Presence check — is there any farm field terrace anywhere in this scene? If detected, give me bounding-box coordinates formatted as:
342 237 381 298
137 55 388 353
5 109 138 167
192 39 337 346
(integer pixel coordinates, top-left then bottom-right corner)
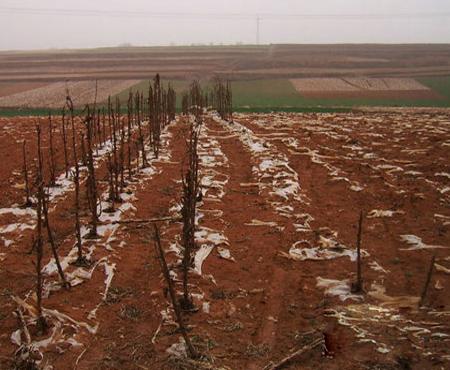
230 77 450 110
1 44 450 115
1 77 450 118
0 110 449 369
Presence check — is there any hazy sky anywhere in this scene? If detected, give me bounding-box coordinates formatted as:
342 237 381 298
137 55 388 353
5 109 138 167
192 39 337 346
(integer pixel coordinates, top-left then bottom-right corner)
1 0 450 50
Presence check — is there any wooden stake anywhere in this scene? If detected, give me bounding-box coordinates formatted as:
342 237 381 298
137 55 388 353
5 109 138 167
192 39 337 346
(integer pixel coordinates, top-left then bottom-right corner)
68 99 87 266
35 122 48 334
264 337 324 370
61 109 70 178
80 132 87 167
352 211 364 293
48 114 57 186
84 110 99 238
419 254 436 307
127 92 133 180
119 110 126 191
22 140 32 207
110 216 180 224
153 225 199 359
180 122 201 309
107 152 116 210
42 192 70 288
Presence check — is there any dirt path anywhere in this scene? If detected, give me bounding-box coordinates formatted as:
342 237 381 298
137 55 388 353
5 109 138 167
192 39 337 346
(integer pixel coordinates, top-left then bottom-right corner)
199 117 324 369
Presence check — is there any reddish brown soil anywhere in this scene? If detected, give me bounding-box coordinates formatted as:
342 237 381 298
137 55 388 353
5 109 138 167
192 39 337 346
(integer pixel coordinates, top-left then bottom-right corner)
0 116 88 208
0 82 49 97
0 112 449 370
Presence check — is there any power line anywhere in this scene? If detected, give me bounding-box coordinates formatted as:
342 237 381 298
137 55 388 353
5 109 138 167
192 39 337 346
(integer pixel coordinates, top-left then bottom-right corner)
1 7 450 20
256 16 260 45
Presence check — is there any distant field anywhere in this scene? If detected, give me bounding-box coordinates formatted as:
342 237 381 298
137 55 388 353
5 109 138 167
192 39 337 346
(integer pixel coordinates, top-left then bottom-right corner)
0 82 48 98
0 80 139 109
0 75 449 115
418 76 450 101
230 78 450 109
117 77 450 111
289 77 438 101
0 43 450 113
1 44 450 82
291 77 430 92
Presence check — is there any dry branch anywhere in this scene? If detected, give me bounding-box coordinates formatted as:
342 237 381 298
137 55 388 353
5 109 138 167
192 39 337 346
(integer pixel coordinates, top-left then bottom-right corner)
15 308 31 345
61 109 70 178
34 122 48 334
110 216 180 225
419 254 436 307
153 225 199 359
48 114 57 186
67 95 87 266
351 211 364 293
84 108 100 238
22 140 32 207
42 192 70 288
180 120 201 309
263 337 324 370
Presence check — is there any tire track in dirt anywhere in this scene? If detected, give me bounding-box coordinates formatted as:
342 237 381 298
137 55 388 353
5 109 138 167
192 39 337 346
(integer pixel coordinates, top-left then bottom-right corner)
205 117 323 369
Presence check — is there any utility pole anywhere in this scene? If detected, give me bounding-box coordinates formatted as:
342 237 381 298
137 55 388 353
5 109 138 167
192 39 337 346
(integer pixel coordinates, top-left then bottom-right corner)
256 15 260 45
